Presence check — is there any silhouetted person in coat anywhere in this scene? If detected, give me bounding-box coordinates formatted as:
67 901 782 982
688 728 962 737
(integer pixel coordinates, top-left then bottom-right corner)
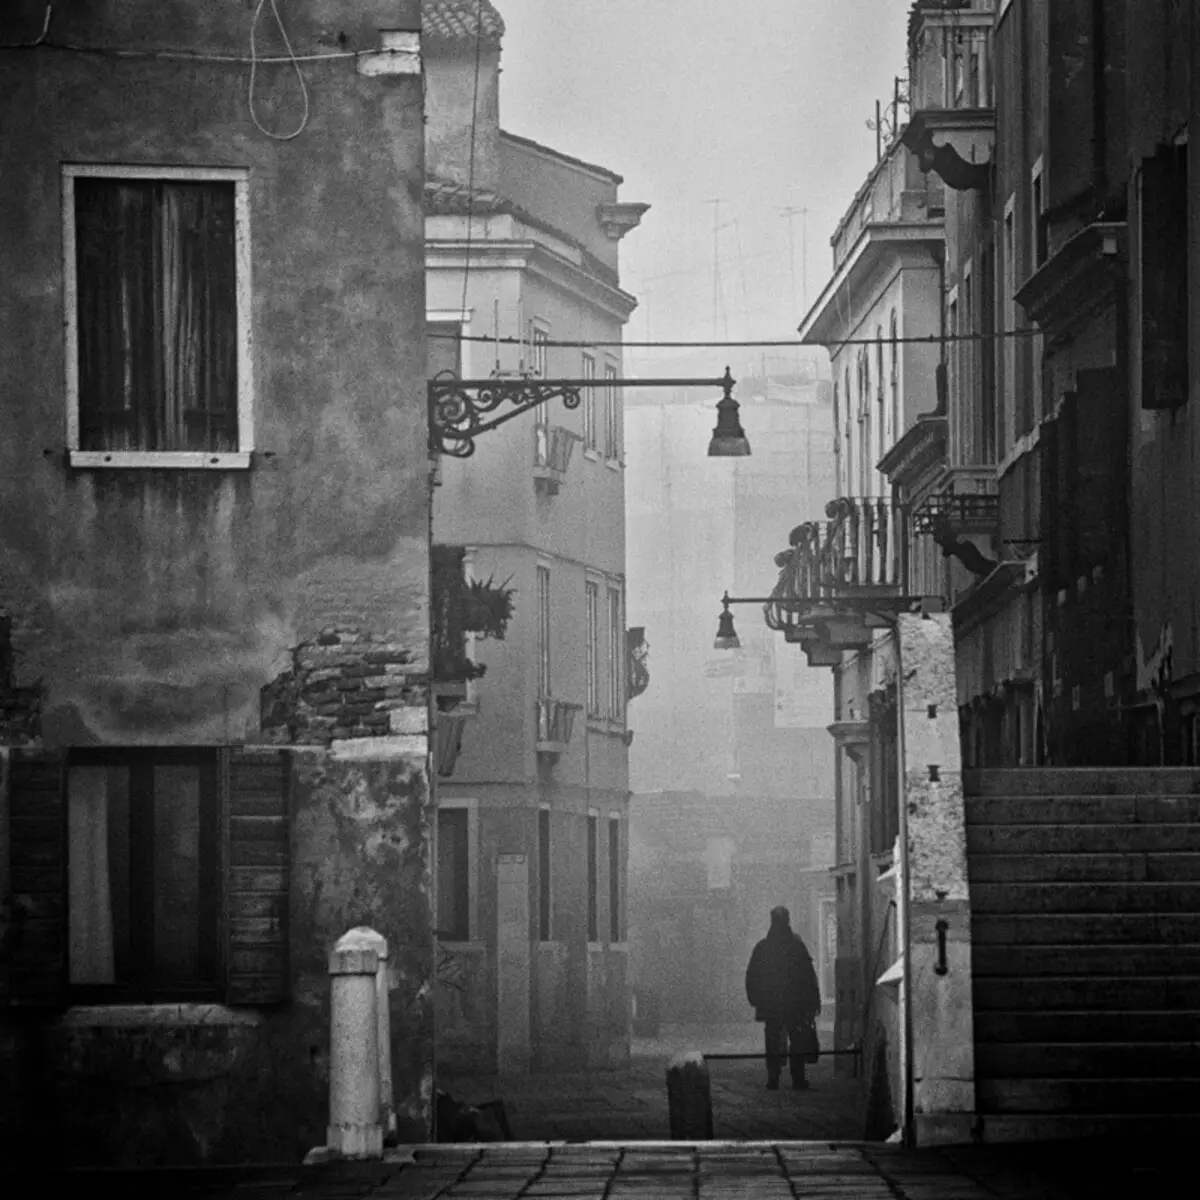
745 905 821 1089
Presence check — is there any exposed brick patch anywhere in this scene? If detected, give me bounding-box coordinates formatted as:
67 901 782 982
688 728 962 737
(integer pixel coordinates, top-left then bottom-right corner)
0 615 40 745
260 626 426 746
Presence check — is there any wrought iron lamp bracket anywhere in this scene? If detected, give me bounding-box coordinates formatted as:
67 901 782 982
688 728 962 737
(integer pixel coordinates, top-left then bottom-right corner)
429 372 583 459
428 367 738 459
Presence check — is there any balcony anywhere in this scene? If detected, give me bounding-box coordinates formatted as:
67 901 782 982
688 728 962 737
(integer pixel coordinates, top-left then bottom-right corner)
533 425 582 494
535 696 583 762
911 488 998 537
764 496 905 665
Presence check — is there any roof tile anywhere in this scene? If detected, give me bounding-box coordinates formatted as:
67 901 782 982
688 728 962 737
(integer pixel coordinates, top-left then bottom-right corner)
423 0 505 44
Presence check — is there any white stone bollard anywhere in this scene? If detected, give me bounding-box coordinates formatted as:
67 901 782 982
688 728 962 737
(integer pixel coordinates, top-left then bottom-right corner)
326 927 384 1159
347 924 395 1139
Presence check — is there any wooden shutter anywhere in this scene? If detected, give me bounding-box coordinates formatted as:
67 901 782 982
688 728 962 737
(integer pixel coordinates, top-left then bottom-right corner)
226 748 290 1005
6 752 65 1006
1141 145 1189 409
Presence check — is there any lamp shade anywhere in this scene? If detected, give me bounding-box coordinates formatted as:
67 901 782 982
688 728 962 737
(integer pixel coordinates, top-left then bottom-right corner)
707 367 751 457
707 397 751 457
713 607 741 650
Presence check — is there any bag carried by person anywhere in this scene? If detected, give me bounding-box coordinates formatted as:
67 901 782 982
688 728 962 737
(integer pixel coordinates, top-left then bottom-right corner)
796 1019 820 1064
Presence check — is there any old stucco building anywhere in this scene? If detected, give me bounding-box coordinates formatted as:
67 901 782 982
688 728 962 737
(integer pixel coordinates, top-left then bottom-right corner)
424 1 646 1074
0 0 433 1165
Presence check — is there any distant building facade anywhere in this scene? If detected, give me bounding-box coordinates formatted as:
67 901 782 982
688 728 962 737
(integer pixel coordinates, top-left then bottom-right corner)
0 0 432 1164
624 372 837 1024
424 0 646 1074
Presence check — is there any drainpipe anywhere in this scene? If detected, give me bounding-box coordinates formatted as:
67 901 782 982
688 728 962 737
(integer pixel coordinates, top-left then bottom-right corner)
895 626 914 1148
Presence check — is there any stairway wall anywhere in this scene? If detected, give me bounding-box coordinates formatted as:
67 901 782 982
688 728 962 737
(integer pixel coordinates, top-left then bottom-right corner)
964 768 1200 1138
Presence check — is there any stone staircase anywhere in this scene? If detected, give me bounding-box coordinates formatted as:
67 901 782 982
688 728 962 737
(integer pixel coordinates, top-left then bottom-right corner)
964 768 1200 1139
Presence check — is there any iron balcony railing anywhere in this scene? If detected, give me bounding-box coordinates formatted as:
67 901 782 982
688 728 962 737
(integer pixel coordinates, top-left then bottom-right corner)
764 496 903 634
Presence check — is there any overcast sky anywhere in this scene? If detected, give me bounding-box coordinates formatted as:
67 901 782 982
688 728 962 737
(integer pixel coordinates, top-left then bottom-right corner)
493 0 911 376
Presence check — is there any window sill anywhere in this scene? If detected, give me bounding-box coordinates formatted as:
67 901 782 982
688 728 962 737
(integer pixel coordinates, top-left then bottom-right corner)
68 450 253 470
61 1003 263 1027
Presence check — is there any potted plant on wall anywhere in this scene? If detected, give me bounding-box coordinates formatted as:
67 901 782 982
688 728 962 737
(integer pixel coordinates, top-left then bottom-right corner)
431 544 514 711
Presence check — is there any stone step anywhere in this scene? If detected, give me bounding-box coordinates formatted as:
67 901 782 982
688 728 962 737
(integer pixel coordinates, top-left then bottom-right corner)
977 1076 1200 1114
974 1010 1200 1043
967 823 1200 854
977 1041 1200 1078
972 913 1200 944
968 852 1200 882
965 794 1200 825
972 943 1200 976
971 882 1200 913
965 768 1200 796
970 1112 1200 1142
972 976 1200 1011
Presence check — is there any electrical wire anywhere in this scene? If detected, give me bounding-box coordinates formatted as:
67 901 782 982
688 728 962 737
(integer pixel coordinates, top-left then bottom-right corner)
426 328 1046 350
0 2 369 64
458 1 486 345
248 0 309 141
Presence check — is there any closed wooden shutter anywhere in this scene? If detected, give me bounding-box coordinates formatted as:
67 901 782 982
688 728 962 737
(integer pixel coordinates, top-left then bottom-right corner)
7 752 65 1006
226 748 290 1005
1141 145 1189 410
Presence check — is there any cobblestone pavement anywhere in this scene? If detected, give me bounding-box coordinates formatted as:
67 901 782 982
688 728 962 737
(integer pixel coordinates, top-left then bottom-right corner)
3 1141 1184 1198
439 1021 864 1142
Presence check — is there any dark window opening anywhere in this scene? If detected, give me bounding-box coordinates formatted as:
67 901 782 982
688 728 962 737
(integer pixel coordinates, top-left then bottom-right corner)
437 808 470 941
586 814 599 943
67 748 219 1001
608 817 622 943
538 807 552 941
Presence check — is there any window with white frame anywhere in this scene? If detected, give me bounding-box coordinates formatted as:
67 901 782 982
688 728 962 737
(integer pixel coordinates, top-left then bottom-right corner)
832 381 842 493
889 309 899 450
531 323 549 378
604 362 620 461
843 366 853 492
538 806 553 941
947 292 959 455
586 580 602 716
962 266 974 463
63 166 252 466
875 329 886 486
1001 197 1016 456
1031 160 1047 269
427 317 464 380
582 352 597 451
537 564 552 697
436 806 471 941
586 811 599 943
607 584 623 720
608 813 622 942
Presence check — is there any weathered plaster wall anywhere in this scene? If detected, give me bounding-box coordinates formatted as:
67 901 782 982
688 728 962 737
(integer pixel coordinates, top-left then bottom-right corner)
0 0 433 1165
0 0 429 745
896 612 976 1143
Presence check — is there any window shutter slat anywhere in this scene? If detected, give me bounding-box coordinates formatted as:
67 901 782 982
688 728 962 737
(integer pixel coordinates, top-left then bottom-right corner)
6 753 66 1007
226 749 289 1005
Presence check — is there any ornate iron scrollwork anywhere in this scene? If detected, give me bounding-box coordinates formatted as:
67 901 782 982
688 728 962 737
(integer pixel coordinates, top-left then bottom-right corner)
429 372 582 459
